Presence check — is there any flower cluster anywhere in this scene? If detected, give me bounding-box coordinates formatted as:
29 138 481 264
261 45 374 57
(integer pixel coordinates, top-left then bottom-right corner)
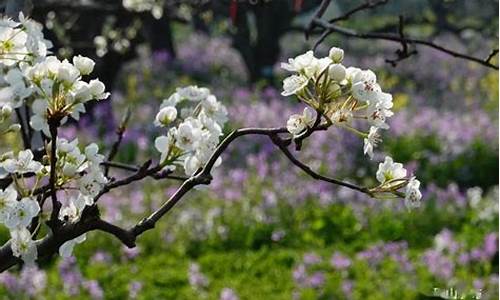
0 13 52 128
0 14 109 264
281 47 421 208
154 86 228 175
0 14 108 136
27 56 108 135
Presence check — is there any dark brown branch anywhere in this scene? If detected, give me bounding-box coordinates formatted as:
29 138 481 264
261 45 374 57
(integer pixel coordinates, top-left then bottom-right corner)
328 0 389 23
312 18 499 70
486 49 499 63
104 109 131 177
101 161 188 181
269 135 371 195
14 108 30 149
384 15 418 67
47 119 62 230
305 0 331 39
93 219 136 248
0 125 374 272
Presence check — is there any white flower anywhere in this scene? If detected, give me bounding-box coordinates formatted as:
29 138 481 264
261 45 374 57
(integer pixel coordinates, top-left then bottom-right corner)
0 187 17 223
84 143 104 164
286 107 316 136
88 79 109 100
281 74 309 96
72 55 95 75
78 166 107 198
405 177 422 209
176 86 209 101
155 135 173 163
281 50 315 73
200 95 228 125
329 47 344 63
59 194 88 223
160 93 181 108
175 119 203 151
2 150 43 174
29 98 49 134
57 59 80 83
10 227 37 265
59 234 86 258
5 197 40 229
363 126 381 159
366 92 394 129
307 57 332 78
183 154 202 176
0 25 28 66
350 68 381 103
154 106 177 127
328 64 346 82
376 156 407 184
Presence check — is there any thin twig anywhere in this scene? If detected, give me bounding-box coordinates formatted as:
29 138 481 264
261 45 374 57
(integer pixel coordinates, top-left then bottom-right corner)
328 0 389 23
305 0 331 39
312 18 499 70
14 108 30 149
104 108 131 177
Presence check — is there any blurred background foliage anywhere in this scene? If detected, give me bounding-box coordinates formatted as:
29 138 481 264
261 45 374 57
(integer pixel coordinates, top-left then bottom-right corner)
0 0 498 299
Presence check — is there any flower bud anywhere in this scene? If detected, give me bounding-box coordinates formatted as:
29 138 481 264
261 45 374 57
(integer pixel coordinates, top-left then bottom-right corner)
327 83 342 98
155 106 177 126
329 47 344 63
73 55 95 75
328 64 346 82
62 164 78 177
88 79 105 96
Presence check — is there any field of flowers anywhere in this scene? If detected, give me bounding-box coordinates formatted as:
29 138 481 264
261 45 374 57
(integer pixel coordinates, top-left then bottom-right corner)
0 14 498 300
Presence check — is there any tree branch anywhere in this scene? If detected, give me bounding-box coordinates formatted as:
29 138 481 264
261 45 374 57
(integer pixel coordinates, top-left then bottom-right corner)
310 1 499 70
104 109 131 177
47 119 62 230
14 108 30 150
0 124 375 271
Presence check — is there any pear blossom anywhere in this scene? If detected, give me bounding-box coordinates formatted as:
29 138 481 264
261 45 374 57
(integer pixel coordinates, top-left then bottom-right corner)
281 50 315 74
4 197 40 229
72 55 95 75
176 86 210 101
0 22 28 66
154 106 177 127
59 194 88 223
286 107 316 136
29 98 50 134
329 47 344 63
328 64 346 82
155 134 173 163
84 143 105 164
376 156 407 184
350 68 381 103
154 86 227 175
59 234 86 258
0 187 17 223
175 119 203 151
363 126 381 159
2 150 43 174
10 227 37 265
281 74 309 96
88 79 109 99
366 92 394 129
201 95 228 125
405 177 422 209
